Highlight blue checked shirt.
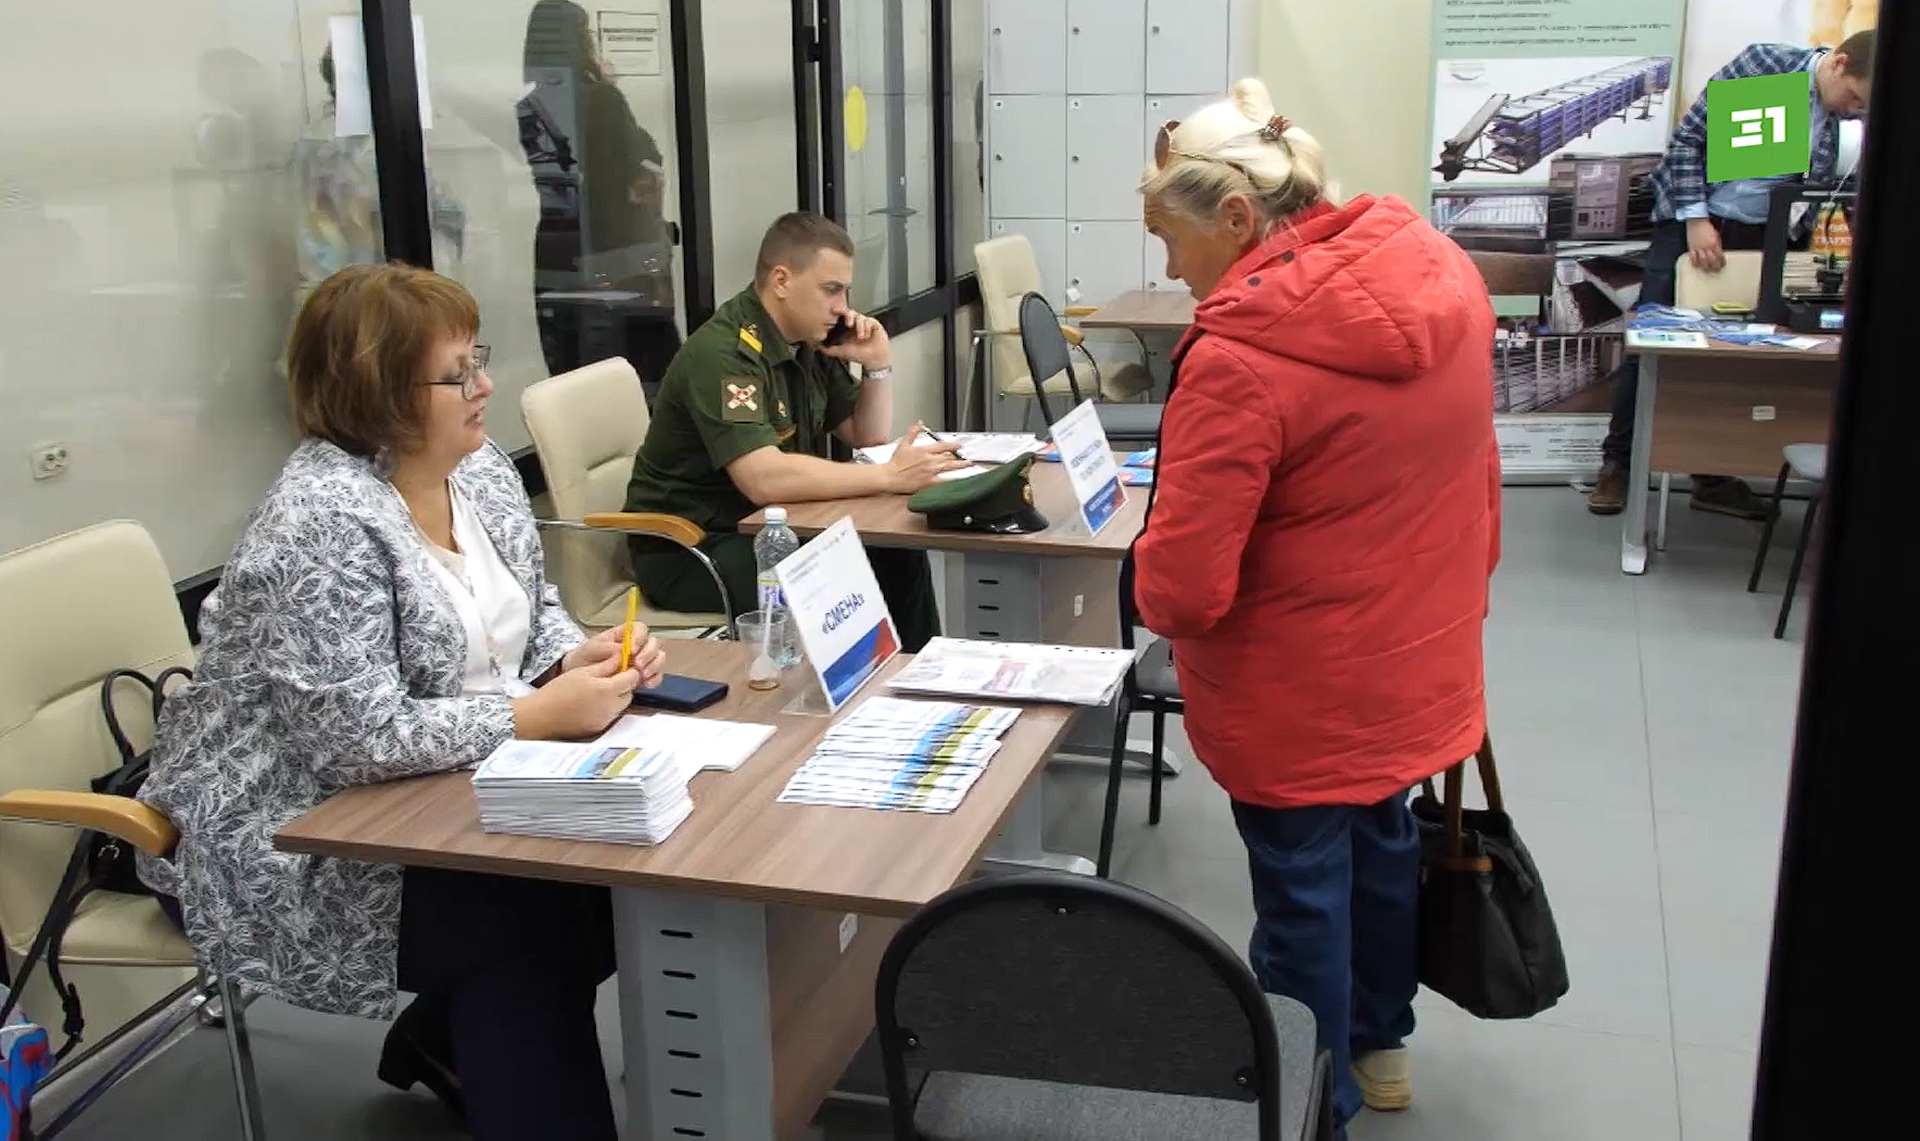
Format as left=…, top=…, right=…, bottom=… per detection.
left=1650, top=44, right=1840, bottom=225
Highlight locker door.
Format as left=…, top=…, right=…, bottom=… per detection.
left=1146, top=0, right=1228, bottom=95
left=1065, top=0, right=1145, bottom=95
left=988, top=0, right=1066, bottom=95
left=988, top=96, right=1066, bottom=219
left=991, top=218, right=1070, bottom=308
left=1066, top=220, right=1145, bottom=307
left=1066, top=95, right=1148, bottom=222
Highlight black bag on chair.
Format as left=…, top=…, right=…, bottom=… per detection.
left=1411, top=735, right=1569, bottom=1019
left=88, top=667, right=190, bottom=895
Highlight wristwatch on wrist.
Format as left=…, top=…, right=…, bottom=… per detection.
left=864, top=364, right=893, bottom=381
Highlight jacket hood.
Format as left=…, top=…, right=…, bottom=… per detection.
left=1187, top=195, right=1482, bottom=383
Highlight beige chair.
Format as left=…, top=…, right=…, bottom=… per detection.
left=0, top=520, right=264, bottom=1138
left=972, top=234, right=1151, bottom=430
left=520, top=358, right=734, bottom=638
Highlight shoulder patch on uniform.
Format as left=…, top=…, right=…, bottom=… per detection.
left=722, top=379, right=763, bottom=422
left=739, top=323, right=763, bottom=354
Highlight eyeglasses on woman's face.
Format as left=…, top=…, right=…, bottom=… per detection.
left=423, top=344, right=491, bottom=401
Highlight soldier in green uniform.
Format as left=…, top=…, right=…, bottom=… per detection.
left=623, top=212, right=967, bottom=649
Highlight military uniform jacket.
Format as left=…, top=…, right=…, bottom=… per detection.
left=625, top=288, right=862, bottom=532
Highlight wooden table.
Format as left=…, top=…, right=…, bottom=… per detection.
left=1623, top=337, right=1841, bottom=574
left=277, top=641, right=1079, bottom=1141
left=741, top=453, right=1172, bottom=858
left=1079, top=289, right=1197, bottom=332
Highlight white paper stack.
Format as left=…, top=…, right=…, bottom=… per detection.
left=887, top=638, right=1134, bottom=707
left=472, top=716, right=776, bottom=845
left=855, top=432, right=1044, bottom=480
left=778, top=697, right=1021, bottom=813
left=473, top=740, right=692, bottom=844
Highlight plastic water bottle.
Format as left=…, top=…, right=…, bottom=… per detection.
left=753, top=508, right=801, bottom=667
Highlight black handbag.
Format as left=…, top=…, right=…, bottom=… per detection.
left=88, top=667, right=190, bottom=895
left=1411, top=735, right=1569, bottom=1019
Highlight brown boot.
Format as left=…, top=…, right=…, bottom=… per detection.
left=1588, top=462, right=1628, bottom=515
left=1689, top=474, right=1769, bottom=521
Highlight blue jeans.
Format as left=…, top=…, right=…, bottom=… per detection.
left=1232, top=793, right=1421, bottom=1135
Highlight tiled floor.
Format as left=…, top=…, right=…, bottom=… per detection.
left=44, top=487, right=1808, bottom=1140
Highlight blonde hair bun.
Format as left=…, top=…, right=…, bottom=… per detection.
left=1138, top=77, right=1331, bottom=228
left=1229, top=77, right=1276, bottom=124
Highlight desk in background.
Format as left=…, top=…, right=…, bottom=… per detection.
left=1623, top=337, right=1841, bottom=574
left=1079, top=289, right=1197, bottom=333
left=742, top=457, right=1158, bottom=871
left=277, top=641, right=1079, bottom=1141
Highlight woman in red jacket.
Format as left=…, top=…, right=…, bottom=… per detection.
left=1134, top=79, right=1500, bottom=1135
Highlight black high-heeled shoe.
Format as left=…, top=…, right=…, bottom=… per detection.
left=378, top=996, right=466, bottom=1121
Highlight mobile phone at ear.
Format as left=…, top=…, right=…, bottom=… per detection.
left=629, top=674, right=729, bottom=713
left=823, top=316, right=854, bottom=347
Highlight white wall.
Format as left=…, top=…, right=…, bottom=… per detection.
left=1256, top=0, right=1433, bottom=208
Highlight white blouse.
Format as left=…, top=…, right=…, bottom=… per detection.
left=415, top=482, right=534, bottom=697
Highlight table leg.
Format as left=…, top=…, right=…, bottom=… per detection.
left=945, top=551, right=1182, bottom=777
left=612, top=888, right=775, bottom=1141
left=1621, top=354, right=1660, bottom=575
left=1656, top=472, right=1672, bottom=552
left=982, top=781, right=1097, bottom=876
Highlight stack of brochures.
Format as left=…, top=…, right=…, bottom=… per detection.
left=888, top=637, right=1134, bottom=707
left=471, top=715, right=776, bottom=845
left=778, top=697, right=1021, bottom=813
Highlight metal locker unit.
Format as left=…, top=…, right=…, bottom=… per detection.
left=1067, top=0, right=1146, bottom=95
left=1145, top=0, right=1230, bottom=96
left=1066, top=220, right=1146, bottom=307
left=988, top=96, right=1067, bottom=219
left=987, top=0, right=1066, bottom=95
left=1067, top=95, right=1150, bottom=221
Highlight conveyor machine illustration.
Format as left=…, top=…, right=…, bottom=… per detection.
left=1435, top=57, right=1672, bottom=181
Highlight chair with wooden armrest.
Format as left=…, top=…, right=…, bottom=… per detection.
left=521, top=358, right=735, bottom=638
left=0, top=521, right=266, bottom=1138
left=972, top=234, right=1151, bottom=430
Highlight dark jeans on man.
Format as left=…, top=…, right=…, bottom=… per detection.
left=1600, top=217, right=1772, bottom=468
left=1232, top=793, right=1422, bottom=1137
left=631, top=531, right=943, bottom=652
left=396, top=866, right=619, bottom=1141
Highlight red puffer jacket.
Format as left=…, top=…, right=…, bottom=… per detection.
left=1134, top=195, right=1501, bottom=808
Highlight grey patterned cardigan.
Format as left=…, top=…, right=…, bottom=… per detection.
left=138, top=437, right=584, bottom=1017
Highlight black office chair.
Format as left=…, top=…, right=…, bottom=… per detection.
left=876, top=873, right=1331, bottom=1141
left=1096, top=550, right=1183, bottom=877
left=1016, top=292, right=1162, bottom=444
left=1747, top=443, right=1826, bottom=639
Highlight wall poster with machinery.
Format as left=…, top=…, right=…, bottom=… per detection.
left=1424, top=0, right=1687, bottom=480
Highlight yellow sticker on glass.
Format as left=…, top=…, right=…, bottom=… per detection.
left=845, top=85, right=868, bottom=153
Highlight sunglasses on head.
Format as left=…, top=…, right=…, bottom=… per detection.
left=1152, top=114, right=1294, bottom=175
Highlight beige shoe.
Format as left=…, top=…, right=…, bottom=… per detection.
left=1587, top=462, right=1628, bottom=515
left=1352, top=1047, right=1412, bottom=1111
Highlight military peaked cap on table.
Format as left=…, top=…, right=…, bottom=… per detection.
left=908, top=454, right=1050, bottom=534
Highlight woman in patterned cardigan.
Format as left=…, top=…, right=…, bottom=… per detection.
left=139, top=263, right=665, bottom=1140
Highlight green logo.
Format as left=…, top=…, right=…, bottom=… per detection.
left=1707, top=72, right=1811, bottom=182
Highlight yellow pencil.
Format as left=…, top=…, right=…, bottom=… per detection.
left=619, top=586, right=639, bottom=671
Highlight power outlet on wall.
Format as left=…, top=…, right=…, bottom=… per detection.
left=29, top=442, right=69, bottom=481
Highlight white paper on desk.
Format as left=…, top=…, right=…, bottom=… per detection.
left=1625, top=328, right=1709, bottom=349
left=1770, top=335, right=1825, bottom=350
left=329, top=15, right=434, bottom=138
left=592, top=714, right=776, bottom=781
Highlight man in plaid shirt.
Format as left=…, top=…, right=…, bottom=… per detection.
left=1589, top=31, right=1876, bottom=517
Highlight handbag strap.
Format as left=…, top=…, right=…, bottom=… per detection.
left=1426, top=732, right=1501, bottom=872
